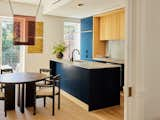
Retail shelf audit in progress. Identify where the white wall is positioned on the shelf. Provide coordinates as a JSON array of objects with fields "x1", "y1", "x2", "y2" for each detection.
[
  {"x1": 144, "y1": 0, "x2": 160, "y2": 119},
  {"x1": 0, "y1": 1, "x2": 80, "y2": 72},
  {"x1": 106, "y1": 41, "x2": 125, "y2": 59}
]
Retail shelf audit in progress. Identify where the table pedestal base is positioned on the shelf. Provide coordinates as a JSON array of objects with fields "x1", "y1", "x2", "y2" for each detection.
[{"x1": 5, "y1": 84, "x2": 15, "y2": 110}]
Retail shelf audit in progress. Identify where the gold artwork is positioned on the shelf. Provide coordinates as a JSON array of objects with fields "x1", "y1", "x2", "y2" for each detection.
[{"x1": 28, "y1": 22, "x2": 43, "y2": 53}]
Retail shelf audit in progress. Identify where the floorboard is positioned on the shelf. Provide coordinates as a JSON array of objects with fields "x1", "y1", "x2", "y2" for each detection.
[{"x1": 0, "y1": 95, "x2": 123, "y2": 120}]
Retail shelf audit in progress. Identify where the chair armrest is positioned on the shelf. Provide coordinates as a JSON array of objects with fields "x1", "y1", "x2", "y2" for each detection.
[{"x1": 52, "y1": 74, "x2": 61, "y2": 80}]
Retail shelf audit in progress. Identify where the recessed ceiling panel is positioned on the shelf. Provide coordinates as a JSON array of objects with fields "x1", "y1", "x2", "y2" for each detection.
[{"x1": 44, "y1": 0, "x2": 126, "y2": 18}]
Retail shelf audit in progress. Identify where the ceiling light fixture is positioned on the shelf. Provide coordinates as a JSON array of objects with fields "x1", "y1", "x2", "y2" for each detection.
[{"x1": 77, "y1": 3, "x2": 84, "y2": 7}]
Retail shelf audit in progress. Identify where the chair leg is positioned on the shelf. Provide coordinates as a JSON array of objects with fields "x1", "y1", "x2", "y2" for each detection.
[
  {"x1": 17, "y1": 84, "x2": 20, "y2": 107},
  {"x1": 52, "y1": 85, "x2": 55, "y2": 116},
  {"x1": 5, "y1": 110, "x2": 7, "y2": 117},
  {"x1": 58, "y1": 81, "x2": 60, "y2": 110},
  {"x1": 58, "y1": 91, "x2": 60, "y2": 110},
  {"x1": 33, "y1": 86, "x2": 36, "y2": 115},
  {"x1": 44, "y1": 97, "x2": 46, "y2": 107},
  {"x1": 4, "y1": 101, "x2": 7, "y2": 117},
  {"x1": 33, "y1": 99, "x2": 36, "y2": 115},
  {"x1": 33, "y1": 106, "x2": 36, "y2": 115},
  {"x1": 52, "y1": 96, "x2": 55, "y2": 116}
]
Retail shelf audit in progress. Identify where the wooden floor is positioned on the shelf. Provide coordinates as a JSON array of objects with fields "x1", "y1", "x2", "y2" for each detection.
[{"x1": 0, "y1": 95, "x2": 124, "y2": 120}]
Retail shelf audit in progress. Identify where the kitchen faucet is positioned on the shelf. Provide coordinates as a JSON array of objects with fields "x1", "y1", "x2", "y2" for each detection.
[{"x1": 70, "y1": 49, "x2": 80, "y2": 61}]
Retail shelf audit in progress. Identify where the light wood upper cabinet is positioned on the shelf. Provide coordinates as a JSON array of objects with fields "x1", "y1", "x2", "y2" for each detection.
[
  {"x1": 99, "y1": 8, "x2": 125, "y2": 40},
  {"x1": 100, "y1": 15, "x2": 112, "y2": 40},
  {"x1": 93, "y1": 17, "x2": 106, "y2": 58},
  {"x1": 119, "y1": 10, "x2": 125, "y2": 40}
]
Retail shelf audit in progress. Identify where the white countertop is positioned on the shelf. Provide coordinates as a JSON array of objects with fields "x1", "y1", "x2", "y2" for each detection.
[
  {"x1": 51, "y1": 58, "x2": 121, "y2": 69},
  {"x1": 93, "y1": 58, "x2": 124, "y2": 64}
]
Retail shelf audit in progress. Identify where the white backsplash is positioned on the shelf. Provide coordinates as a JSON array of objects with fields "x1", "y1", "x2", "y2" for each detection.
[{"x1": 106, "y1": 40, "x2": 125, "y2": 60}]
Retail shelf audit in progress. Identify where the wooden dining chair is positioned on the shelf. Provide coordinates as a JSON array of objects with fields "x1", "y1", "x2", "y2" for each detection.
[{"x1": 34, "y1": 74, "x2": 61, "y2": 115}]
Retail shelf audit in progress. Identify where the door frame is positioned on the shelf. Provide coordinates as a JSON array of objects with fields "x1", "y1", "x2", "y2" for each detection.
[{"x1": 125, "y1": 0, "x2": 145, "y2": 120}]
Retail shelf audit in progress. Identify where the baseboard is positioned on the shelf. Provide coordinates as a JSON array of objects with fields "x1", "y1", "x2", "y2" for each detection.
[{"x1": 60, "y1": 89, "x2": 89, "y2": 111}]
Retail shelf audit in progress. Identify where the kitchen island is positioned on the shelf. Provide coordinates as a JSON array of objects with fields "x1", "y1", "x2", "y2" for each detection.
[{"x1": 50, "y1": 59, "x2": 121, "y2": 111}]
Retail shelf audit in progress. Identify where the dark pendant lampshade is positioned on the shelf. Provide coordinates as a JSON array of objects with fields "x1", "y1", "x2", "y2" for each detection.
[{"x1": 13, "y1": 15, "x2": 36, "y2": 45}]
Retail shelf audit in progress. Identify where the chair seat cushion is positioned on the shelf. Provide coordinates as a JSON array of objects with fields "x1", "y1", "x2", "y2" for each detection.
[
  {"x1": 0, "y1": 91, "x2": 4, "y2": 99},
  {"x1": 36, "y1": 87, "x2": 58, "y2": 97},
  {"x1": 36, "y1": 81, "x2": 50, "y2": 86}
]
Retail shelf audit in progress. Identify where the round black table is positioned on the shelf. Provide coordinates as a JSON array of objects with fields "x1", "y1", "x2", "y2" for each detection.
[{"x1": 0, "y1": 72, "x2": 47, "y2": 113}]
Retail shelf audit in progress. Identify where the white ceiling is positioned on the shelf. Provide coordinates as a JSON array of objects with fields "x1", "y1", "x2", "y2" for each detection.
[
  {"x1": 44, "y1": 0, "x2": 126, "y2": 18},
  {"x1": 4, "y1": 0, "x2": 126, "y2": 18},
  {"x1": 10, "y1": 0, "x2": 40, "y2": 5}
]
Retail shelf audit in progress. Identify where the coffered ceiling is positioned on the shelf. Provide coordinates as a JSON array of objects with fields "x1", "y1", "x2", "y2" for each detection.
[{"x1": 2, "y1": 0, "x2": 126, "y2": 18}]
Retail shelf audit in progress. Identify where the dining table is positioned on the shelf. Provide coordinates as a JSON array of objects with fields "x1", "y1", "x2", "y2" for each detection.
[{"x1": 0, "y1": 72, "x2": 47, "y2": 113}]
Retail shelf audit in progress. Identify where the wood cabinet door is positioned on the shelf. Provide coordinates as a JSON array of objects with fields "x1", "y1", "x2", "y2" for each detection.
[
  {"x1": 100, "y1": 16, "x2": 106, "y2": 40},
  {"x1": 112, "y1": 13, "x2": 120, "y2": 40},
  {"x1": 120, "y1": 11, "x2": 125, "y2": 40},
  {"x1": 100, "y1": 15, "x2": 112, "y2": 40},
  {"x1": 99, "y1": 8, "x2": 125, "y2": 41},
  {"x1": 105, "y1": 15, "x2": 112, "y2": 40}
]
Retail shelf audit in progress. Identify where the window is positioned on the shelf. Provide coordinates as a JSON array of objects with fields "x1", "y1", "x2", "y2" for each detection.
[
  {"x1": 0, "y1": 17, "x2": 24, "y2": 71},
  {"x1": 64, "y1": 22, "x2": 80, "y2": 59}
]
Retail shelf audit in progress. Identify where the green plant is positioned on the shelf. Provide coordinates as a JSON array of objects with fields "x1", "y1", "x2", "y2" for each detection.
[{"x1": 52, "y1": 42, "x2": 67, "y2": 55}]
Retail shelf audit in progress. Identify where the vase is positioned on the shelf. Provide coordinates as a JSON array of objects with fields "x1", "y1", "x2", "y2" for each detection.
[{"x1": 56, "y1": 52, "x2": 63, "y2": 59}]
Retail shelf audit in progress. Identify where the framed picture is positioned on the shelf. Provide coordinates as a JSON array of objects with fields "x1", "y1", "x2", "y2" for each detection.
[
  {"x1": 14, "y1": 15, "x2": 36, "y2": 45},
  {"x1": 28, "y1": 22, "x2": 43, "y2": 53}
]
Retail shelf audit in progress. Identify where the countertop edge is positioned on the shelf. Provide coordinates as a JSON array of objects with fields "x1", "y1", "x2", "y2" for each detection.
[
  {"x1": 93, "y1": 58, "x2": 125, "y2": 64},
  {"x1": 50, "y1": 58, "x2": 121, "y2": 69}
]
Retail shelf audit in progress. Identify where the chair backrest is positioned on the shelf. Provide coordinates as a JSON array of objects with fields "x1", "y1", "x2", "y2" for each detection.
[
  {"x1": 52, "y1": 74, "x2": 61, "y2": 81},
  {"x1": 49, "y1": 74, "x2": 61, "y2": 84},
  {"x1": 40, "y1": 68, "x2": 51, "y2": 76},
  {"x1": 1, "y1": 69, "x2": 13, "y2": 74}
]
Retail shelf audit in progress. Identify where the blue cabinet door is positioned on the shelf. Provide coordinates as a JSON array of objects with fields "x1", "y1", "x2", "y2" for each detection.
[
  {"x1": 81, "y1": 17, "x2": 93, "y2": 31},
  {"x1": 80, "y1": 32, "x2": 93, "y2": 60},
  {"x1": 80, "y1": 16, "x2": 93, "y2": 61}
]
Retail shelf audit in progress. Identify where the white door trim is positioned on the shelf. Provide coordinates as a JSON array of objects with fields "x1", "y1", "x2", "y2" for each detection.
[{"x1": 125, "y1": 0, "x2": 145, "y2": 120}]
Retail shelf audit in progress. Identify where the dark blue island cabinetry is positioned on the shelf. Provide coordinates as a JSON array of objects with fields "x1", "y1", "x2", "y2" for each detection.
[
  {"x1": 80, "y1": 17, "x2": 93, "y2": 61},
  {"x1": 50, "y1": 59, "x2": 121, "y2": 111}
]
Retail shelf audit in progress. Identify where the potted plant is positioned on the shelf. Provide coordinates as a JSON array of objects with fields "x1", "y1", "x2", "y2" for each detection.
[{"x1": 52, "y1": 42, "x2": 67, "y2": 59}]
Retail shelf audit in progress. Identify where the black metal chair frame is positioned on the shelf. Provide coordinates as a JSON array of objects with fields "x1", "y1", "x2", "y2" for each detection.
[
  {"x1": 0, "y1": 69, "x2": 13, "y2": 92},
  {"x1": 0, "y1": 68, "x2": 13, "y2": 117},
  {"x1": 0, "y1": 85, "x2": 6, "y2": 117},
  {"x1": 34, "y1": 74, "x2": 61, "y2": 115}
]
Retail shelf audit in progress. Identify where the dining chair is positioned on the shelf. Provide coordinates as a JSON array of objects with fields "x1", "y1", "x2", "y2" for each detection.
[
  {"x1": 36, "y1": 68, "x2": 52, "y2": 107},
  {"x1": 34, "y1": 74, "x2": 61, "y2": 115},
  {"x1": 0, "y1": 67, "x2": 13, "y2": 117},
  {"x1": 36, "y1": 68, "x2": 51, "y2": 87},
  {"x1": 0, "y1": 68, "x2": 13, "y2": 92},
  {"x1": 1, "y1": 68, "x2": 13, "y2": 74},
  {"x1": 0, "y1": 87, "x2": 6, "y2": 117}
]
